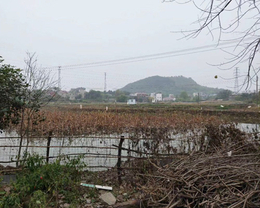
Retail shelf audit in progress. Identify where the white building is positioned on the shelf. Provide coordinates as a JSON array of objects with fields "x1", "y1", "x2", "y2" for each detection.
[
  {"x1": 193, "y1": 92, "x2": 199, "y2": 97},
  {"x1": 155, "y1": 93, "x2": 163, "y2": 102},
  {"x1": 150, "y1": 92, "x2": 163, "y2": 103},
  {"x1": 58, "y1": 90, "x2": 69, "y2": 98},
  {"x1": 127, "y1": 99, "x2": 136, "y2": 105}
]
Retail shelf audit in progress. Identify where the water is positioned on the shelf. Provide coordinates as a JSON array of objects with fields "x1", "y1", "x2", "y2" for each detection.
[
  {"x1": 0, "y1": 133, "x2": 128, "y2": 171},
  {"x1": 0, "y1": 132, "x2": 177, "y2": 170},
  {"x1": 0, "y1": 123, "x2": 259, "y2": 170},
  {"x1": 236, "y1": 123, "x2": 260, "y2": 133}
]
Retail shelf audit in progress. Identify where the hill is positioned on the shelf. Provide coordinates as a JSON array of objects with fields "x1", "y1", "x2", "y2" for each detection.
[{"x1": 120, "y1": 76, "x2": 221, "y2": 96}]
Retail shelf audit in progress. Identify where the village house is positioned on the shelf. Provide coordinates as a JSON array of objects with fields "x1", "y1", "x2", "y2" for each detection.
[{"x1": 151, "y1": 92, "x2": 163, "y2": 103}]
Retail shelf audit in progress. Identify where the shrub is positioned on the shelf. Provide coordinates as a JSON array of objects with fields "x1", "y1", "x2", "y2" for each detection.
[{"x1": 0, "y1": 153, "x2": 86, "y2": 207}]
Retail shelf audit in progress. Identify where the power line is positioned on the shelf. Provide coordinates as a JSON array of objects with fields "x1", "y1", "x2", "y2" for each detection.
[
  {"x1": 40, "y1": 38, "x2": 253, "y2": 71},
  {"x1": 60, "y1": 45, "x2": 238, "y2": 71}
]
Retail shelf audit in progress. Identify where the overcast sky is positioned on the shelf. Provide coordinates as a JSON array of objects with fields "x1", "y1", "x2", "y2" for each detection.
[{"x1": 0, "y1": 1, "x2": 256, "y2": 93}]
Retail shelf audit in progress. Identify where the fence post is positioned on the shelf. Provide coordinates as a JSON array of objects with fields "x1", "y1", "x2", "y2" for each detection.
[
  {"x1": 46, "y1": 131, "x2": 52, "y2": 163},
  {"x1": 117, "y1": 136, "x2": 125, "y2": 185}
]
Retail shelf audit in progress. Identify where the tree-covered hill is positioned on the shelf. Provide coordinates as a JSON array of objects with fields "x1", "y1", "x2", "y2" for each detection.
[{"x1": 120, "y1": 76, "x2": 221, "y2": 96}]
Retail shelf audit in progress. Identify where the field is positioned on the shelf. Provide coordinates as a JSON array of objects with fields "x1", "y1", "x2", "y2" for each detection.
[
  {"x1": 8, "y1": 102, "x2": 258, "y2": 163},
  {"x1": 13, "y1": 101, "x2": 250, "y2": 138},
  {"x1": 1, "y1": 102, "x2": 260, "y2": 207},
  {"x1": 47, "y1": 101, "x2": 260, "y2": 123}
]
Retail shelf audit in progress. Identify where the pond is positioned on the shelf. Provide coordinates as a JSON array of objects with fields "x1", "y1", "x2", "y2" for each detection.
[{"x1": 0, "y1": 123, "x2": 259, "y2": 171}]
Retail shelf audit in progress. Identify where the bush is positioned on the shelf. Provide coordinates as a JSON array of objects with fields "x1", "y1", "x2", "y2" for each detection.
[{"x1": 0, "y1": 153, "x2": 86, "y2": 208}]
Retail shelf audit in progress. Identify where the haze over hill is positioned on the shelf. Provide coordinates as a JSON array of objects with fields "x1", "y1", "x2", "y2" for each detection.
[{"x1": 120, "y1": 76, "x2": 221, "y2": 96}]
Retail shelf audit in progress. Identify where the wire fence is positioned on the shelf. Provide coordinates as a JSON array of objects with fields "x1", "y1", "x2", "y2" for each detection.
[
  {"x1": 0, "y1": 133, "x2": 185, "y2": 172},
  {"x1": 1, "y1": 123, "x2": 257, "y2": 175}
]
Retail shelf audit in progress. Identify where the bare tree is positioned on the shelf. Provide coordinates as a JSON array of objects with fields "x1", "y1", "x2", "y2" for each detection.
[
  {"x1": 23, "y1": 52, "x2": 56, "y2": 104},
  {"x1": 165, "y1": 0, "x2": 260, "y2": 88},
  {"x1": 17, "y1": 52, "x2": 57, "y2": 165}
]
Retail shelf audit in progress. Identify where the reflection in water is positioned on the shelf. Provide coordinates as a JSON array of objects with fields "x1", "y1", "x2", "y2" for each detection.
[{"x1": 0, "y1": 123, "x2": 259, "y2": 170}]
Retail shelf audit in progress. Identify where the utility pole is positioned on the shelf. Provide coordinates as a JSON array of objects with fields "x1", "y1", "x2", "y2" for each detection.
[
  {"x1": 58, "y1": 66, "x2": 61, "y2": 90},
  {"x1": 256, "y1": 75, "x2": 259, "y2": 106},
  {"x1": 104, "y1": 72, "x2": 107, "y2": 92},
  {"x1": 256, "y1": 75, "x2": 258, "y2": 94},
  {"x1": 234, "y1": 67, "x2": 239, "y2": 94}
]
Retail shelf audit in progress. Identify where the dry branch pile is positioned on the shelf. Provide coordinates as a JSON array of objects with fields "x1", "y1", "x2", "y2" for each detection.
[{"x1": 138, "y1": 142, "x2": 260, "y2": 208}]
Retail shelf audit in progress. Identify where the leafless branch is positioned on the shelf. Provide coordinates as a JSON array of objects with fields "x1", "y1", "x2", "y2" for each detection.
[{"x1": 167, "y1": 0, "x2": 260, "y2": 87}]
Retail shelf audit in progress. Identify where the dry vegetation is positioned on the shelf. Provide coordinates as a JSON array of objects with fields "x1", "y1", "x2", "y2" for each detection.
[
  {"x1": 5, "y1": 105, "x2": 260, "y2": 207},
  {"x1": 10, "y1": 106, "x2": 227, "y2": 137},
  {"x1": 136, "y1": 142, "x2": 260, "y2": 207}
]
